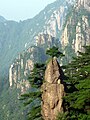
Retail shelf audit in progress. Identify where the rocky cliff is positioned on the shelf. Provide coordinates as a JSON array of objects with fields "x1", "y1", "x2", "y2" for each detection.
[
  {"x1": 61, "y1": 0, "x2": 90, "y2": 59},
  {"x1": 8, "y1": 0, "x2": 90, "y2": 93},
  {"x1": 9, "y1": 50, "x2": 33, "y2": 92},
  {"x1": 77, "y1": 0, "x2": 90, "y2": 11},
  {"x1": 8, "y1": 0, "x2": 71, "y2": 88},
  {"x1": 41, "y1": 57, "x2": 65, "y2": 120},
  {"x1": 0, "y1": 0, "x2": 72, "y2": 78},
  {"x1": 8, "y1": 34, "x2": 57, "y2": 92}
]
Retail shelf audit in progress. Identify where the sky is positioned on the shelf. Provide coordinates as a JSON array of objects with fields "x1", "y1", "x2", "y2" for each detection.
[{"x1": 0, "y1": 0, "x2": 56, "y2": 21}]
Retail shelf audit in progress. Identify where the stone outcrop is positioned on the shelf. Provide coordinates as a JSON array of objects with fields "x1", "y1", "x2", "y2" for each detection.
[
  {"x1": 34, "y1": 0, "x2": 74, "y2": 46},
  {"x1": 41, "y1": 57, "x2": 65, "y2": 120},
  {"x1": 61, "y1": 23, "x2": 69, "y2": 47},
  {"x1": 61, "y1": 0, "x2": 90, "y2": 58},
  {"x1": 77, "y1": 0, "x2": 90, "y2": 11},
  {"x1": 35, "y1": 34, "x2": 55, "y2": 47},
  {"x1": 9, "y1": 47, "x2": 34, "y2": 94}
]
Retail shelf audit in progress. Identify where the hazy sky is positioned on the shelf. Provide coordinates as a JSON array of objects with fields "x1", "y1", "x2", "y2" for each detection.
[{"x1": 0, "y1": 0, "x2": 56, "y2": 21}]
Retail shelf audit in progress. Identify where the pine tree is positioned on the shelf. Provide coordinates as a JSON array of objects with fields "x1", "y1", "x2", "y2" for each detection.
[
  {"x1": 57, "y1": 46, "x2": 90, "y2": 120},
  {"x1": 20, "y1": 63, "x2": 45, "y2": 120},
  {"x1": 46, "y1": 46, "x2": 64, "y2": 58}
]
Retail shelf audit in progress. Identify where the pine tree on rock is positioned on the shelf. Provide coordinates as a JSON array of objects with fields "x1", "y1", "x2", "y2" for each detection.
[{"x1": 46, "y1": 46, "x2": 64, "y2": 58}]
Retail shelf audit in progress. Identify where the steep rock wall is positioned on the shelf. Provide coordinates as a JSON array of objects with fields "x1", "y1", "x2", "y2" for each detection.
[
  {"x1": 9, "y1": 47, "x2": 34, "y2": 94},
  {"x1": 61, "y1": 1, "x2": 90, "y2": 58},
  {"x1": 77, "y1": 0, "x2": 90, "y2": 11}
]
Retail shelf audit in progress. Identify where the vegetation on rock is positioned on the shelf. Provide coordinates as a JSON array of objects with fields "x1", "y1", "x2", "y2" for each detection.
[
  {"x1": 46, "y1": 46, "x2": 64, "y2": 58},
  {"x1": 57, "y1": 46, "x2": 90, "y2": 120}
]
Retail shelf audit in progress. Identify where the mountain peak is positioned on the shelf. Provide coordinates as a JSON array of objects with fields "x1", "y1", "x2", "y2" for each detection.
[{"x1": 0, "y1": 16, "x2": 6, "y2": 22}]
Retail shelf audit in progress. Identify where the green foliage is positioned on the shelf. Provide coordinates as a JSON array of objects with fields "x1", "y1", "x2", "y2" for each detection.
[
  {"x1": 57, "y1": 46, "x2": 90, "y2": 120},
  {"x1": 46, "y1": 46, "x2": 64, "y2": 58},
  {"x1": 56, "y1": 112, "x2": 69, "y2": 120},
  {"x1": 20, "y1": 63, "x2": 45, "y2": 120},
  {"x1": 0, "y1": 84, "x2": 26, "y2": 120}
]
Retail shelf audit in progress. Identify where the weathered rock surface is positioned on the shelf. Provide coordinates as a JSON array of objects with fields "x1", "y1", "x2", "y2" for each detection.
[
  {"x1": 41, "y1": 57, "x2": 65, "y2": 120},
  {"x1": 77, "y1": 0, "x2": 90, "y2": 11}
]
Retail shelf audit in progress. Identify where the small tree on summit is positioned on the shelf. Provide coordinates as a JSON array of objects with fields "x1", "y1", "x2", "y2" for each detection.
[{"x1": 46, "y1": 46, "x2": 64, "y2": 58}]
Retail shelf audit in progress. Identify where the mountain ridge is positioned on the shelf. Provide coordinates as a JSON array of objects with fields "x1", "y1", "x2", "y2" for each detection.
[{"x1": 0, "y1": 0, "x2": 72, "y2": 78}]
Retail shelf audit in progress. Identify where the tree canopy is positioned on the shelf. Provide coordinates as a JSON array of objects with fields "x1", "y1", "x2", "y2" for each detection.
[
  {"x1": 57, "y1": 46, "x2": 90, "y2": 120},
  {"x1": 46, "y1": 46, "x2": 64, "y2": 58},
  {"x1": 20, "y1": 63, "x2": 45, "y2": 120}
]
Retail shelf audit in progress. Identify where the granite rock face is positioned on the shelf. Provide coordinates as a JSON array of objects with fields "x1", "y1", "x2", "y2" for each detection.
[
  {"x1": 61, "y1": 0, "x2": 90, "y2": 62},
  {"x1": 42, "y1": 57, "x2": 65, "y2": 120},
  {"x1": 77, "y1": 0, "x2": 90, "y2": 11}
]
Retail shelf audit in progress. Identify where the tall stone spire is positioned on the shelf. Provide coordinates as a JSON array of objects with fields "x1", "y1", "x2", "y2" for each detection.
[{"x1": 41, "y1": 57, "x2": 65, "y2": 120}]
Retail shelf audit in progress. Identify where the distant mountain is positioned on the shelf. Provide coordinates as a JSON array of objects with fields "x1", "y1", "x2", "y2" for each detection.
[
  {"x1": 0, "y1": 0, "x2": 73, "y2": 78},
  {"x1": 0, "y1": 16, "x2": 6, "y2": 22}
]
